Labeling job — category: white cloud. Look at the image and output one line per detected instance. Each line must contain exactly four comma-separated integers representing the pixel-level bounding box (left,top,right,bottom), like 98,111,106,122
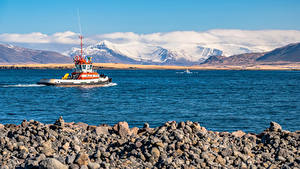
1,29,300,57
0,31,96,44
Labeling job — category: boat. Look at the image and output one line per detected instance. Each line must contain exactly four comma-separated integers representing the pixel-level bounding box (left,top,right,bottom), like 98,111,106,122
184,69,192,74
37,36,112,86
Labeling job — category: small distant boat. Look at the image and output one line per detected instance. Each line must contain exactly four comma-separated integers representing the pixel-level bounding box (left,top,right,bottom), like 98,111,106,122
176,68,195,74
184,69,192,74
37,36,111,86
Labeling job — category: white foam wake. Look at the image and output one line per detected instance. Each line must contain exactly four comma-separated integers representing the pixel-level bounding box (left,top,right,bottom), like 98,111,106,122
2,84,46,87
102,82,118,87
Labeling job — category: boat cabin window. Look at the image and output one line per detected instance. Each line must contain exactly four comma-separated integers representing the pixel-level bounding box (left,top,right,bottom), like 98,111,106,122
75,64,93,72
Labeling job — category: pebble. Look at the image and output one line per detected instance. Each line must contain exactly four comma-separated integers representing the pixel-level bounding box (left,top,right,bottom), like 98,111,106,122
39,158,68,169
0,117,298,169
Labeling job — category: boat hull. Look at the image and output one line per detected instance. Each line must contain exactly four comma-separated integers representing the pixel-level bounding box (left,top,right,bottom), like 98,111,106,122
37,77,112,86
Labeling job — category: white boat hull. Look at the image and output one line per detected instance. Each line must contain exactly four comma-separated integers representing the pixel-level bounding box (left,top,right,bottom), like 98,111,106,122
37,77,111,86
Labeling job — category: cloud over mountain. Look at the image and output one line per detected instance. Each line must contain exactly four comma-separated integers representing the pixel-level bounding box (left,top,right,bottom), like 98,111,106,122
1,29,300,64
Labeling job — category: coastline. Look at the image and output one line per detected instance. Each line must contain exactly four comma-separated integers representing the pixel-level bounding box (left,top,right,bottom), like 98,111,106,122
0,62,300,70
0,117,299,168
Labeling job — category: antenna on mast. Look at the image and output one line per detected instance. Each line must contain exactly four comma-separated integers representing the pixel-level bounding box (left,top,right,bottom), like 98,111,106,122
77,9,83,58
77,8,82,35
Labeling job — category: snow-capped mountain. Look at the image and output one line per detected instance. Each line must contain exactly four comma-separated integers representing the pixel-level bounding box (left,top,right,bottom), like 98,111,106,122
66,40,223,65
2,30,300,65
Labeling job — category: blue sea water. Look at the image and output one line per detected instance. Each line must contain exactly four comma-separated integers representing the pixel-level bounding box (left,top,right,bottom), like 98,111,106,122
0,69,299,133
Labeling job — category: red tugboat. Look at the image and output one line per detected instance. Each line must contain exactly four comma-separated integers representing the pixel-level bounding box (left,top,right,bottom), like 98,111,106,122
38,36,112,86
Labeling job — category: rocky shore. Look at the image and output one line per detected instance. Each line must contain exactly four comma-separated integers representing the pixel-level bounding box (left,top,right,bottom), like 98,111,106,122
0,117,299,169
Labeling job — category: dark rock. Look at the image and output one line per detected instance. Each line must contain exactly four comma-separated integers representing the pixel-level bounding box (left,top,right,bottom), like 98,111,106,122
53,116,65,129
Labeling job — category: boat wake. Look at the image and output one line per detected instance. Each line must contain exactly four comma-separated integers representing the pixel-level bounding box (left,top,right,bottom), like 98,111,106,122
176,70,197,74
1,84,46,87
103,82,118,87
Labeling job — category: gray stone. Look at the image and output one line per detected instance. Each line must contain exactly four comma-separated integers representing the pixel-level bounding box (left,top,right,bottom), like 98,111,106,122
94,126,109,135
39,158,68,169
66,154,76,164
80,165,88,169
88,161,100,169
40,141,54,157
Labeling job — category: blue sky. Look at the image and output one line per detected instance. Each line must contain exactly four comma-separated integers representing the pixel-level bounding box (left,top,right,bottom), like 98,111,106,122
0,0,299,35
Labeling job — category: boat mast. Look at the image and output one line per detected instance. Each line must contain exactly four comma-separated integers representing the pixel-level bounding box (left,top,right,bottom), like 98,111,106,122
80,35,83,58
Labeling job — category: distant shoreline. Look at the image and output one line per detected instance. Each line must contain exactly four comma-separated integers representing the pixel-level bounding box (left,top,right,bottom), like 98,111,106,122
0,62,300,70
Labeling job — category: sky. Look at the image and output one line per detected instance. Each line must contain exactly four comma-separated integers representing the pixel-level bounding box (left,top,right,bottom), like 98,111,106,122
0,0,300,35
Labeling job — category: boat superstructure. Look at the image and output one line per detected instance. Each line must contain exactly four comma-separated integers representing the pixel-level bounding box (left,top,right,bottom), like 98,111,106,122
38,36,112,86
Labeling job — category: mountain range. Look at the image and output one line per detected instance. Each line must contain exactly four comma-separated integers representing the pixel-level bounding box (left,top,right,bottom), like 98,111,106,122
66,40,223,65
0,44,71,64
202,42,300,65
0,41,299,65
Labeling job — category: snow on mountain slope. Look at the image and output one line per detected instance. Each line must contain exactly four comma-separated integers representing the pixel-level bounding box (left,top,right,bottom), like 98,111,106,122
66,40,223,65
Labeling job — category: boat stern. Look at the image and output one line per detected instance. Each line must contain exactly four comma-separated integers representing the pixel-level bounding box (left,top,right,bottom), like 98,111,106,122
37,79,56,85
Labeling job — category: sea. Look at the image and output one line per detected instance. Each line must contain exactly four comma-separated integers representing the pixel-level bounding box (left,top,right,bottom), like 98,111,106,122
0,69,299,133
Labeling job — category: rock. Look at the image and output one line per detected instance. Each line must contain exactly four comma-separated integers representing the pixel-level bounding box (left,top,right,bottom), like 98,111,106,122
74,122,88,130
66,154,76,164
74,145,81,153
70,164,80,169
232,130,246,137
93,150,101,159
25,159,39,168
216,155,226,165
270,121,282,132
113,121,131,137
19,145,29,153
0,124,5,129
277,156,286,162
151,147,160,159
54,116,65,128
36,154,46,162
80,165,88,169
0,119,298,169
143,123,150,128
88,161,100,169
131,127,139,136
94,126,109,135
40,141,54,156
39,158,68,169
62,142,69,151
75,153,89,166
0,165,9,169
87,125,97,131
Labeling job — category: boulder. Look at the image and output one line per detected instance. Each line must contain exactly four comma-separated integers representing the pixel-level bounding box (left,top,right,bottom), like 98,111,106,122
75,153,89,166
0,124,5,129
269,121,282,132
94,126,109,135
232,130,246,138
113,121,132,137
88,161,100,169
39,158,68,169
40,141,54,157
54,116,65,128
